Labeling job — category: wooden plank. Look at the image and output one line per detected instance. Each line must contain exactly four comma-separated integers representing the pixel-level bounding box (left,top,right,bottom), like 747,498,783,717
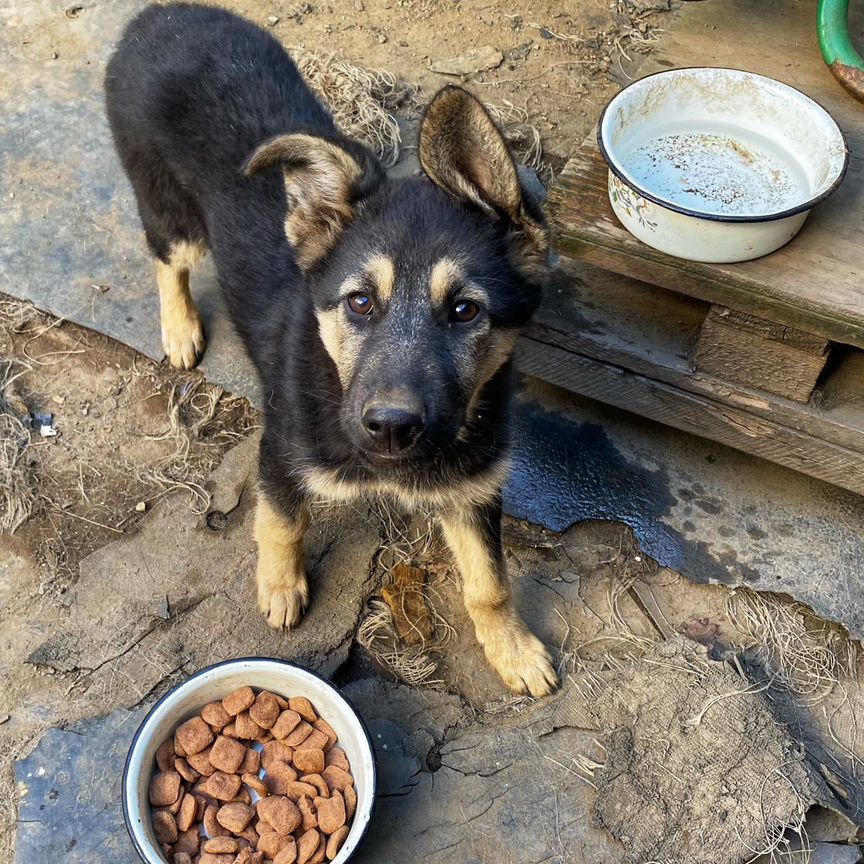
692,306,830,404
516,339,864,498
530,260,864,455
547,0,864,349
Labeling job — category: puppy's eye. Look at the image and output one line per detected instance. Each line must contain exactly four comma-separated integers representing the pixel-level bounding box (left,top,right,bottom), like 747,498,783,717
347,293,374,316
451,299,480,323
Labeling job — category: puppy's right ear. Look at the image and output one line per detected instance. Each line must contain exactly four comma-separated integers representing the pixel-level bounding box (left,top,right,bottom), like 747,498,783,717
244,134,383,269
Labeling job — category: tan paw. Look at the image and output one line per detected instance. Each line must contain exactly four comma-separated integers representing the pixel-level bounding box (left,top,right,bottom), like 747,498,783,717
258,575,309,630
161,311,206,370
480,616,559,697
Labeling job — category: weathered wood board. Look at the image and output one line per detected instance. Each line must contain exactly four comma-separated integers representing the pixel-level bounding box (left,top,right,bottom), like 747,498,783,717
548,0,864,349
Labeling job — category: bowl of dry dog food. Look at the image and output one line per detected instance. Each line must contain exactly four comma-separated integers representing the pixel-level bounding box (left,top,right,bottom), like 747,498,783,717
123,658,376,864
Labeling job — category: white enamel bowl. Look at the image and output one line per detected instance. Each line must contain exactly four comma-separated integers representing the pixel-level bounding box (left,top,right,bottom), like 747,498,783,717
598,67,848,263
123,658,376,864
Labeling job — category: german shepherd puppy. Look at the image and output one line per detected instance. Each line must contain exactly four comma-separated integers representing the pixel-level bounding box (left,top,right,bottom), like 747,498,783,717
106,3,558,696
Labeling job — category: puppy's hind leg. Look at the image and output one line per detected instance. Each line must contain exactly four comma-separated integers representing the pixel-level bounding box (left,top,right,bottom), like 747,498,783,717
438,497,559,697
254,490,311,630
156,241,207,370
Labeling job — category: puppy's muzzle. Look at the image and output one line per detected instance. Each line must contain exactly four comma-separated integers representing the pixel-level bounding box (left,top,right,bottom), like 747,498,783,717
362,390,425,454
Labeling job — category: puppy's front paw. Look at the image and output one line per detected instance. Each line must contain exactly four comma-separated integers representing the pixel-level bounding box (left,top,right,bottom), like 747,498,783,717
161,309,206,370
257,574,309,630
479,613,559,697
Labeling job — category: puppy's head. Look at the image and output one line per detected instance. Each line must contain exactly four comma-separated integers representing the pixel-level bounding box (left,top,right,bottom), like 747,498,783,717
246,86,548,466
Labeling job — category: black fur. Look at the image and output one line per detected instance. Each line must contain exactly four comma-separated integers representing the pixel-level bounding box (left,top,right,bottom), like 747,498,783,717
105,2,542,522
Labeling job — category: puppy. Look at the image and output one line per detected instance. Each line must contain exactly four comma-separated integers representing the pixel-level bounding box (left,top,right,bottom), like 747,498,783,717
106,2,558,696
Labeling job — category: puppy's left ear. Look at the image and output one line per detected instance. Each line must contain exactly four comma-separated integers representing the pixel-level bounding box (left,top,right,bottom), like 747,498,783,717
419,85,548,258
244,133,383,269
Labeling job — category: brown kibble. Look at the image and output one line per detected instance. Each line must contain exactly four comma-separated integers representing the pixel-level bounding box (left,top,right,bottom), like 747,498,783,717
174,854,193,864
312,718,337,751
266,760,300,795
217,802,255,834
325,825,348,860
293,749,325,775
308,834,327,864
258,831,290,858
298,795,318,831
274,838,299,864
321,766,353,793
324,748,350,772
194,795,208,821
199,854,235,864
285,721,313,748
239,823,259,847
249,691,281,729
149,771,182,807
204,836,239,854
175,757,200,784
204,803,229,838
173,734,187,758
301,730,329,752
280,780,318,801
177,792,197,833
187,747,216,777
258,729,274,743
239,747,261,774
232,786,252,805
257,795,302,835
223,686,256,716
168,788,185,815
315,792,345,835
343,785,357,822
201,701,232,730
261,740,294,772
234,850,253,864
156,738,176,772
235,710,264,740
297,828,321,864
153,810,178,844
289,697,317,723
300,775,328,799
176,716,214,755
175,827,201,855
209,735,246,773
222,720,239,738
271,710,302,740
273,693,290,710
243,772,269,798
200,770,243,801
249,853,265,864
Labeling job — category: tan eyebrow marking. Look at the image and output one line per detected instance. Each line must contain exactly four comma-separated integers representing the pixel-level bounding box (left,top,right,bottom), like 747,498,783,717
366,254,396,303
430,258,464,306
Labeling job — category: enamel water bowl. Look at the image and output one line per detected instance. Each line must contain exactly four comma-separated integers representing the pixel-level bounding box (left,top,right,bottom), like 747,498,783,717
598,67,848,263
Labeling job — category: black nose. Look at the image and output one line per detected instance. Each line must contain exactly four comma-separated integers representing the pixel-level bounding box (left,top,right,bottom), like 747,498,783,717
362,403,425,453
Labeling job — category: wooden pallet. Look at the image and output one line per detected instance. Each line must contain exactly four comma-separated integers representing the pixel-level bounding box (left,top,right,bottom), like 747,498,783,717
519,0,864,497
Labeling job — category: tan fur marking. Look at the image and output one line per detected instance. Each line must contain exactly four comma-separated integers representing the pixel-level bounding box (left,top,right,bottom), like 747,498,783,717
429,258,463,306
156,245,206,370
438,507,559,696
301,458,509,510
253,495,311,630
366,255,396,303
316,307,361,387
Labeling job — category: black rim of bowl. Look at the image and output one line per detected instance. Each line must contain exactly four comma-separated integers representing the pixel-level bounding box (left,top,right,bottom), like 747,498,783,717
121,657,378,864
596,66,850,224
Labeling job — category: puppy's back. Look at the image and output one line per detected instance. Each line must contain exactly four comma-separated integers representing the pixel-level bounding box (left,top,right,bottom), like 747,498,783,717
106,2,335,186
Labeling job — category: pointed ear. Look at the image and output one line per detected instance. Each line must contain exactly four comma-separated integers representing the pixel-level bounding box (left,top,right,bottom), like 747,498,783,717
419,86,548,258
244,133,384,269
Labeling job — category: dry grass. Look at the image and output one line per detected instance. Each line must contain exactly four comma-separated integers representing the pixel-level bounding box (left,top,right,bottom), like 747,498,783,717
295,49,417,167
0,359,38,533
295,49,554,182
138,378,258,514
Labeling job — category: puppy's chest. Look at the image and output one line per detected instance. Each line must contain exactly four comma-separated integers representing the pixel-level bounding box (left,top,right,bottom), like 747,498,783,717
300,459,509,511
